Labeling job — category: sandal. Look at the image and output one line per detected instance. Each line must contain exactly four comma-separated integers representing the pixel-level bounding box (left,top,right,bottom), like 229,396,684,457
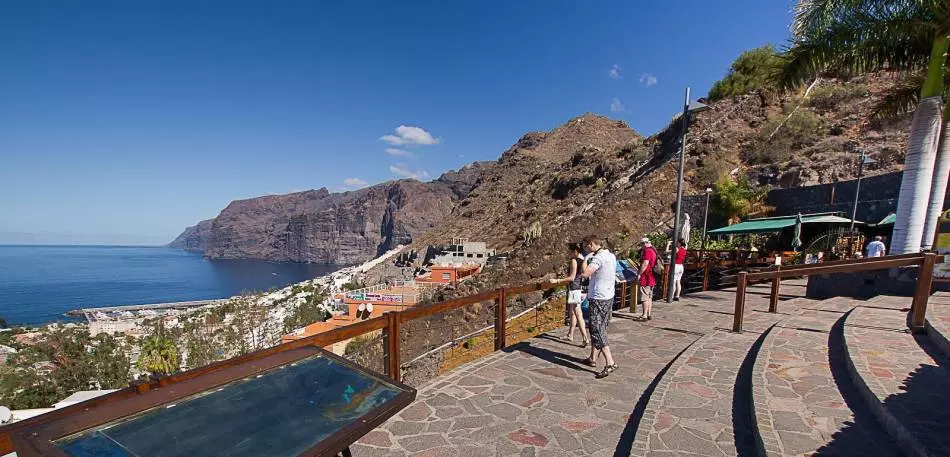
595,364,618,379
582,357,596,367
580,340,589,348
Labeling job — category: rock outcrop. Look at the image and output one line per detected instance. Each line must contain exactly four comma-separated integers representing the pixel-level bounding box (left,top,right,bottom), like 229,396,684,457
172,180,467,264
166,219,213,252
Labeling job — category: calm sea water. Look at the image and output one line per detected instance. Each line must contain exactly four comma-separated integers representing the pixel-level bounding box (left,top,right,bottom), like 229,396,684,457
0,245,341,325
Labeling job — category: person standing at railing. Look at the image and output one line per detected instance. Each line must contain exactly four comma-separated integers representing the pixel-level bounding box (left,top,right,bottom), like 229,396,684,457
672,239,687,301
579,235,619,379
637,238,658,321
551,242,590,347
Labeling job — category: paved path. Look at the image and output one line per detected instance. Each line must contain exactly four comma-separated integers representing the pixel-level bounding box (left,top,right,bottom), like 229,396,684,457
352,281,807,456
844,296,950,457
753,298,902,457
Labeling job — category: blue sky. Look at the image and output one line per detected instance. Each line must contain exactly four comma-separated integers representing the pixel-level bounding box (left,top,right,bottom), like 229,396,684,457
0,1,794,245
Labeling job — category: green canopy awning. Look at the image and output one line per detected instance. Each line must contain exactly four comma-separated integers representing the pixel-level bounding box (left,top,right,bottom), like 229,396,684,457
874,213,896,226
707,213,861,236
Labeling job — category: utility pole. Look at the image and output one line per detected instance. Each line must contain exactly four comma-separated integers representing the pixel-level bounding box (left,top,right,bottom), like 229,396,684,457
668,88,691,303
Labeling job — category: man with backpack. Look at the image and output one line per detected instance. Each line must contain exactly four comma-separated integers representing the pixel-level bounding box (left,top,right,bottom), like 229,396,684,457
637,238,661,321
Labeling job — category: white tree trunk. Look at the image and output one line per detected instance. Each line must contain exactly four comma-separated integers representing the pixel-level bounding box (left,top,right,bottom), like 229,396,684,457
892,96,943,254
921,115,950,250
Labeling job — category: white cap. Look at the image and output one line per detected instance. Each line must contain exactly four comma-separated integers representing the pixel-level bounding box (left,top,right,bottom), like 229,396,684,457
641,238,651,244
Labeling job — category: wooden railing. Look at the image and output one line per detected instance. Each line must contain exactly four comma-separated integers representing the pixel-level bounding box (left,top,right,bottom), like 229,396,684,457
731,252,940,333
0,278,577,454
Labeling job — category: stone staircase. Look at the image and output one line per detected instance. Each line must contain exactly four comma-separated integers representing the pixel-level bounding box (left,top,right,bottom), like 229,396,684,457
636,292,950,457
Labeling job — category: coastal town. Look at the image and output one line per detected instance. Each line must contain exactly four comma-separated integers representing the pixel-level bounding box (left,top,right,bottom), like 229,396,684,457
0,239,499,422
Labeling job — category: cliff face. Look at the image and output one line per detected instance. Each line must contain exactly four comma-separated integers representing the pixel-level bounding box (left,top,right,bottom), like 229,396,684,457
166,219,213,252
172,74,912,268
178,180,464,264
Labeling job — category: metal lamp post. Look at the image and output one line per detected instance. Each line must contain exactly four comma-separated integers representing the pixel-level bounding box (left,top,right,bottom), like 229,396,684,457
701,187,713,254
849,151,876,232
667,87,711,303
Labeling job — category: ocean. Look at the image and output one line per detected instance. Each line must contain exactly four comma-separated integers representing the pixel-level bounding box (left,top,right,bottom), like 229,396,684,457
0,245,342,325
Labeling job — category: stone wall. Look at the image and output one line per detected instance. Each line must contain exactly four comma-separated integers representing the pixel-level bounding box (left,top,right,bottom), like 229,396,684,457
767,172,905,224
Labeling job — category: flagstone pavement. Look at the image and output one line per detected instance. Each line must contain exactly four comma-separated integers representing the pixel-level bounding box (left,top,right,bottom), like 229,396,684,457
351,281,808,457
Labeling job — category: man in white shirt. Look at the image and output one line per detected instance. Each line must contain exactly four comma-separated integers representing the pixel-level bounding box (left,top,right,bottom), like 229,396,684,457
866,236,886,258
581,235,618,379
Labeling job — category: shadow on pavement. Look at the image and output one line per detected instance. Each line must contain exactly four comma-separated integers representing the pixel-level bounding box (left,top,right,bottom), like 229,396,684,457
504,341,598,375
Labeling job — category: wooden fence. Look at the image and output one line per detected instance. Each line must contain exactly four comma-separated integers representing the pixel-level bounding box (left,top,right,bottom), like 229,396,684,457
731,252,940,333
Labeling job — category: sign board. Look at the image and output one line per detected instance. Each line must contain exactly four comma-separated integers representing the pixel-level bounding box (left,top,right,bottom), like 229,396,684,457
934,209,950,280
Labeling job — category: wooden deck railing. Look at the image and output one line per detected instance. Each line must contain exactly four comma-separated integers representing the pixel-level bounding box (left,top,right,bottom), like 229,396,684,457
0,278,576,454
731,252,940,333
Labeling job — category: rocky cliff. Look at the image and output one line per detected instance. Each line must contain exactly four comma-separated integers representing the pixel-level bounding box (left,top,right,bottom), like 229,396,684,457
166,219,213,252
200,180,466,264
172,73,911,270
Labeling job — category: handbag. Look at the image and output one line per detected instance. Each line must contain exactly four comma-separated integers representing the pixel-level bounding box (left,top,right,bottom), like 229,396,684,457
568,289,583,305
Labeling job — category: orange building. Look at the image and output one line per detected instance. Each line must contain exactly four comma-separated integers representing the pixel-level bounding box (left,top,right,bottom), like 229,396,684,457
417,264,481,284
281,281,420,349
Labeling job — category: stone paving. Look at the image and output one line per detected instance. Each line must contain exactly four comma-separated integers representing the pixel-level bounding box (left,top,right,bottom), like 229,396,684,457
926,292,950,357
352,281,807,456
753,298,902,457
844,298,950,457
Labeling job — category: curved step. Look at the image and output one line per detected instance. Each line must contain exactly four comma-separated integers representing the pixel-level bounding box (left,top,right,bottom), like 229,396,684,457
925,292,950,359
752,298,902,456
843,305,950,457
631,328,771,457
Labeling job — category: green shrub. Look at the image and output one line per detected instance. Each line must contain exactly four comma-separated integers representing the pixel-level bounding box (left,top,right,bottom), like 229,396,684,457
807,83,868,110
748,109,822,164
708,45,784,101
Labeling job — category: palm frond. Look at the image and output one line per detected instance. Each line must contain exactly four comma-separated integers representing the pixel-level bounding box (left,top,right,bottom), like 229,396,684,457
871,72,926,118
871,69,950,118
780,1,934,89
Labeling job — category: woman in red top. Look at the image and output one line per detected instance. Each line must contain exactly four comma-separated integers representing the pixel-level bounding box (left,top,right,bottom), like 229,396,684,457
673,239,687,301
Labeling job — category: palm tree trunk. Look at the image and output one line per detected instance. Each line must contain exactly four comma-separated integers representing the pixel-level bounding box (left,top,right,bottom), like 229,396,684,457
891,36,949,254
921,102,950,250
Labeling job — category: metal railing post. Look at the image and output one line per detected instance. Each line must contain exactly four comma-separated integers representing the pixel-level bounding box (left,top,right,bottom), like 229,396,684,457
384,312,401,382
911,253,936,333
769,265,781,313
494,289,507,350
733,272,748,333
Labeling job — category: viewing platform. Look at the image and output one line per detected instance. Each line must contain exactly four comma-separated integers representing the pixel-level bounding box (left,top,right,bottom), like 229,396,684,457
6,253,949,457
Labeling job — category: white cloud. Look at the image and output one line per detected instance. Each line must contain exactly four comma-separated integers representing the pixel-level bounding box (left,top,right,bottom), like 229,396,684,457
380,125,439,146
342,178,369,188
385,148,417,159
639,73,658,87
610,98,626,113
608,64,622,79
390,164,430,180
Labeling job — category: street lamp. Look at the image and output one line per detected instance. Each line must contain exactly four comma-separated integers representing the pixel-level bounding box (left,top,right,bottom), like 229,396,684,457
668,87,711,303
701,187,713,254
849,151,876,232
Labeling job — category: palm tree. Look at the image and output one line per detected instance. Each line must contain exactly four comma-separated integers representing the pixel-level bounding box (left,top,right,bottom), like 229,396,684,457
780,0,950,253
712,175,773,225
136,330,180,376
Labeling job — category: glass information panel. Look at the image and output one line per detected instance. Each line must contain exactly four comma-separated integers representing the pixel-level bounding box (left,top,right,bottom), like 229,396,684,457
55,354,401,457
